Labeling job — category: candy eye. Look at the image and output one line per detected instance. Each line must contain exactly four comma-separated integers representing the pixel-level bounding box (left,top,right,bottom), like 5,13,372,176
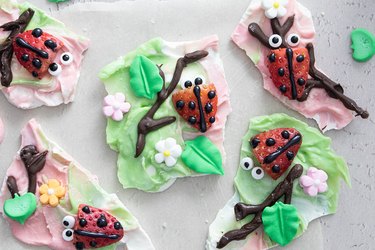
60,52,74,65
48,63,62,76
62,229,74,241
287,33,300,47
240,157,253,171
251,167,264,180
62,215,75,229
269,34,283,48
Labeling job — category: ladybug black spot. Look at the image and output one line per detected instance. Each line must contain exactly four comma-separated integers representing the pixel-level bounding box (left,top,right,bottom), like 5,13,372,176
32,71,38,77
296,55,304,62
31,28,43,38
188,101,196,110
79,218,87,227
21,54,29,62
268,53,276,63
281,130,290,139
279,85,287,93
184,80,192,88
266,138,276,146
209,116,215,123
194,77,203,85
272,165,281,173
205,103,213,113
97,214,108,228
82,206,90,214
286,151,294,160
90,241,97,247
297,78,306,86
114,221,123,230
176,100,184,109
188,116,197,124
278,68,285,77
32,58,42,69
251,138,260,148
208,91,216,99
75,242,85,250
44,40,57,51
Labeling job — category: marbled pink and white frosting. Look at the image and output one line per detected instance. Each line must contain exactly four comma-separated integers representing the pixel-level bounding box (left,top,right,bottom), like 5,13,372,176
0,1,89,109
232,0,354,131
0,119,154,250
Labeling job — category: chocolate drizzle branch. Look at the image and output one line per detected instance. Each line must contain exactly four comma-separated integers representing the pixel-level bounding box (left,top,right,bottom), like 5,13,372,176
216,164,303,249
0,8,34,87
135,50,209,157
248,15,369,119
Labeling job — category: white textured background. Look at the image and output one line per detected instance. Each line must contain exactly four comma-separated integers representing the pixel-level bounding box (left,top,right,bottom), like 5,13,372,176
0,0,374,249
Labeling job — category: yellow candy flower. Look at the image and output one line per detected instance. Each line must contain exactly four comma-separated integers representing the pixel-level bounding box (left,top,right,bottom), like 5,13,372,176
39,179,66,207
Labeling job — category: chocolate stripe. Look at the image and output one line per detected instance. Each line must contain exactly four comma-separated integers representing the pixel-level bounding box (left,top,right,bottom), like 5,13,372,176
263,133,301,164
193,85,207,132
286,48,297,99
15,37,49,59
74,230,120,240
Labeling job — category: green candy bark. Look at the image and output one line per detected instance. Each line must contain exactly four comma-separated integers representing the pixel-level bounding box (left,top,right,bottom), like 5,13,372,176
99,38,213,192
234,113,350,246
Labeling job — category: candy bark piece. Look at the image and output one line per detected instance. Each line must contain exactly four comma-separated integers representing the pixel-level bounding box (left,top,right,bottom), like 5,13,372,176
207,113,350,250
0,119,154,250
0,1,89,109
99,35,231,192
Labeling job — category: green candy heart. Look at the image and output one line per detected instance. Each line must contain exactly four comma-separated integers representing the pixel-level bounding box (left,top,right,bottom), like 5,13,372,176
3,193,37,224
351,28,375,62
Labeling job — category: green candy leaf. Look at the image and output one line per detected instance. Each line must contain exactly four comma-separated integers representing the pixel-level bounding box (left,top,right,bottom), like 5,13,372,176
3,193,37,224
129,55,163,99
351,28,375,62
262,201,300,246
181,136,223,175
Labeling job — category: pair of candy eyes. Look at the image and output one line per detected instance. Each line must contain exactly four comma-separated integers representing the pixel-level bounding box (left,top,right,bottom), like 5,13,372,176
269,33,300,48
48,52,74,76
62,215,75,241
180,76,205,89
240,157,264,180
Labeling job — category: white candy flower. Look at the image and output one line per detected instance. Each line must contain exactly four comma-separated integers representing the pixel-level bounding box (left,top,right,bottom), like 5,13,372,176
154,138,182,167
262,0,288,19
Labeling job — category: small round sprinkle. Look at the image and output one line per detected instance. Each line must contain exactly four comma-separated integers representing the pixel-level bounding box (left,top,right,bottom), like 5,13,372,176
176,100,184,109
209,116,215,123
208,91,216,99
266,138,276,146
188,101,196,110
31,28,43,38
281,130,290,139
188,116,197,124
272,165,281,173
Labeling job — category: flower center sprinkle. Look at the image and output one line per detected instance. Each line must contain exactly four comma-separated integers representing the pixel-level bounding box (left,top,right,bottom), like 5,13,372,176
314,179,321,186
273,1,280,8
113,102,120,110
47,188,55,195
163,150,171,157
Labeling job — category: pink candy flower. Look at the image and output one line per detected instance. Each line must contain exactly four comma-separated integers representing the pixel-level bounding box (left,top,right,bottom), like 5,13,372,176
299,167,328,196
103,93,131,121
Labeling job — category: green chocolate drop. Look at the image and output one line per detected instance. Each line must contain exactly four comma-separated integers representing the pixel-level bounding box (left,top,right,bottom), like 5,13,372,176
351,28,375,62
3,193,37,224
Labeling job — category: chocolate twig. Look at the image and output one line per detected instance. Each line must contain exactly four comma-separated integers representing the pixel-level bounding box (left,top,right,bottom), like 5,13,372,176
270,16,295,47
248,23,271,49
305,43,369,118
0,8,34,87
134,50,209,157
217,164,303,249
6,176,19,198
20,145,48,194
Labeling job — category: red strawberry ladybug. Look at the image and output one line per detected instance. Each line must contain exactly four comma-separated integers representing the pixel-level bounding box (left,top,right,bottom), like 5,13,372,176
250,128,302,180
172,77,218,132
62,204,125,249
13,28,63,78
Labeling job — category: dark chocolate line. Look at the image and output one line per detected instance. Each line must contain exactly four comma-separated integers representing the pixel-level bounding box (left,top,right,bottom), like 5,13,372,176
74,230,120,240
263,133,301,164
286,48,297,100
15,37,49,59
193,85,207,133
6,176,19,198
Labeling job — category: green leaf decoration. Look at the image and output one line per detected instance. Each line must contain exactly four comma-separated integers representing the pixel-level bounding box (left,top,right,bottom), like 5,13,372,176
351,28,375,62
3,193,37,224
181,136,223,175
129,55,164,99
262,201,300,246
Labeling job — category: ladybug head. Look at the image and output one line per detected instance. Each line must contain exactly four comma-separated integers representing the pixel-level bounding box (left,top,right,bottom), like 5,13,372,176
62,215,75,242
268,33,301,49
